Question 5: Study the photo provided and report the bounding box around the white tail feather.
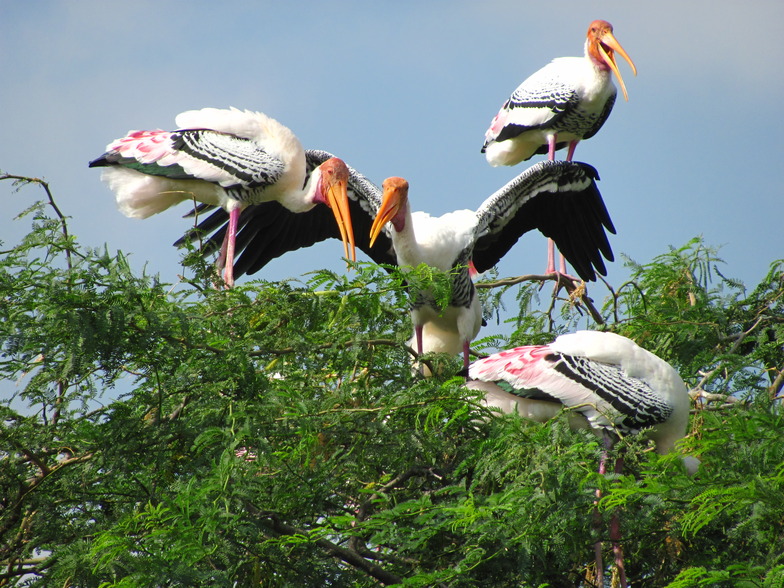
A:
[103,167,221,219]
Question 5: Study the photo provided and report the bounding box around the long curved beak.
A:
[323,171,356,262]
[597,31,637,101]
[369,180,405,248]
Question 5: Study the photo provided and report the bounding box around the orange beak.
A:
[597,30,637,101]
[321,159,356,262]
[369,177,408,248]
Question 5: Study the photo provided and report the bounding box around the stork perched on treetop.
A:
[482,20,637,167]
[179,152,615,372]
[465,330,699,586]
[481,20,635,279]
[89,107,355,287]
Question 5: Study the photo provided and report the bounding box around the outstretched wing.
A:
[472,160,615,281]
[175,150,397,278]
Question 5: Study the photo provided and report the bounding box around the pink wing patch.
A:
[484,108,509,143]
[471,345,554,382]
[107,129,177,165]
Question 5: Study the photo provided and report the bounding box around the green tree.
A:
[1,174,782,587]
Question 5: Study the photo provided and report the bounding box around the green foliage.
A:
[1,177,783,587]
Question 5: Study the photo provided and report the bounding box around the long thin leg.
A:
[216,233,229,276]
[566,139,579,162]
[414,324,425,376]
[415,324,424,356]
[462,339,470,372]
[544,134,581,284]
[547,133,558,161]
[221,207,240,288]
[546,238,557,275]
[593,437,610,587]
[610,455,628,588]
[549,139,579,282]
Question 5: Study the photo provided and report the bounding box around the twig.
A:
[244,504,403,585]
[1,173,72,271]
[476,272,605,324]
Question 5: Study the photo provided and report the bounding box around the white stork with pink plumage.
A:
[482,20,637,166]
[89,107,356,287]
[466,330,698,587]
[482,20,636,278]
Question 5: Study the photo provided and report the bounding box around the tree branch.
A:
[1,173,72,271]
[476,272,605,324]
[245,505,403,585]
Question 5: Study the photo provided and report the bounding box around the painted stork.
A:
[465,330,698,586]
[481,20,635,279]
[89,107,355,287]
[482,20,637,166]
[180,152,615,372]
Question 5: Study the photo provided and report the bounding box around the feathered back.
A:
[467,331,693,457]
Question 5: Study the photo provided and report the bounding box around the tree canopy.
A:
[1,174,783,587]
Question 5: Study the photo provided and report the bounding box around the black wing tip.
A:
[572,161,600,181]
[538,160,601,183]
[88,154,111,168]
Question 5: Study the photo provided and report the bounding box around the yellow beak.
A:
[322,162,356,262]
[598,31,637,101]
[369,178,407,248]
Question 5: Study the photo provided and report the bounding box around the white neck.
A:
[278,165,319,213]
[389,201,421,266]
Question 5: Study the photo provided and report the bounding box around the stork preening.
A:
[465,330,698,586]
[89,107,356,287]
[181,152,615,372]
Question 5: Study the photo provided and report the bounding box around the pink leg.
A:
[415,324,425,376]
[559,141,580,281]
[216,235,229,275]
[462,340,470,372]
[610,456,628,587]
[546,238,557,275]
[547,134,557,161]
[566,140,579,162]
[593,441,609,587]
[222,206,240,288]
[415,324,424,356]
[543,135,581,286]
[545,240,579,288]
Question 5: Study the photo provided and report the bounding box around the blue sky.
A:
[1,1,782,317]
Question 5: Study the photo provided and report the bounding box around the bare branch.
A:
[476,272,605,324]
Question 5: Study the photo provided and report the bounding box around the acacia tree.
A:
[1,174,782,587]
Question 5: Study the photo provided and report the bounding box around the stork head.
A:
[586,20,637,101]
[315,157,356,262]
[369,176,409,247]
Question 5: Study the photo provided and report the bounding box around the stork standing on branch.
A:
[182,154,615,372]
[90,107,356,287]
[482,20,636,278]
